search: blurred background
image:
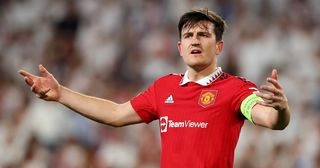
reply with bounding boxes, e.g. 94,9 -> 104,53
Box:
0,0 -> 320,167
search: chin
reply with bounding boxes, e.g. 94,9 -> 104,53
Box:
187,63 -> 208,71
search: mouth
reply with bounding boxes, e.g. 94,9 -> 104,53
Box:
190,49 -> 202,55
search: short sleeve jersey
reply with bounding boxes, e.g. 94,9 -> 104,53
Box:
130,68 -> 259,168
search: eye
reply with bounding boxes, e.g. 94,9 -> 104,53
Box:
199,33 -> 210,37
183,33 -> 192,39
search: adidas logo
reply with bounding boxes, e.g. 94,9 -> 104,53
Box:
165,95 -> 174,104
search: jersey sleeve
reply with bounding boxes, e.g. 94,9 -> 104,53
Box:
231,79 -> 259,115
130,83 -> 158,124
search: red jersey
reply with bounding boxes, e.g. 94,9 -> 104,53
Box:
130,68 -> 258,168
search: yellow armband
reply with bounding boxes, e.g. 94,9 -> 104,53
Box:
240,93 -> 263,123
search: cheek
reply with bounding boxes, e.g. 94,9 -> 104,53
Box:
180,44 -> 189,55
205,43 -> 217,53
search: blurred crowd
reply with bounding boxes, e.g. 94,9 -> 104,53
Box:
0,0 -> 320,167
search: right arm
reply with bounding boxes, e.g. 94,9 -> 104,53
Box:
18,65 -> 143,127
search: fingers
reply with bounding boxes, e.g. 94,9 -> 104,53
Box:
259,77 -> 284,103
256,69 -> 289,111
256,99 -> 287,112
24,77 -> 34,86
271,69 -> 278,80
260,85 -> 283,96
19,64 -> 50,78
38,64 -> 50,77
255,92 -> 283,102
38,88 -> 51,97
263,69 -> 282,91
18,70 -> 36,80
255,92 -> 284,110
267,78 -> 283,89
31,83 -> 51,96
31,84 -> 37,93
19,70 -> 36,87
34,88 -> 51,100
19,65 -> 54,100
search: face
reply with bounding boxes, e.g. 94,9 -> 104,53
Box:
177,21 -> 224,72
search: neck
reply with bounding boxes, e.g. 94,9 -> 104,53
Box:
187,64 -> 217,81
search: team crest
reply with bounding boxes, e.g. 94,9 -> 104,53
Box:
198,90 -> 218,108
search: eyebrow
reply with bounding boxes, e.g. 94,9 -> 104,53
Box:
182,31 -> 212,37
198,32 -> 211,36
183,32 -> 193,36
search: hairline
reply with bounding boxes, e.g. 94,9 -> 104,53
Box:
180,21 -> 215,37
178,9 -> 226,41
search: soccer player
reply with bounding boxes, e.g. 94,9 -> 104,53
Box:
19,8 -> 290,168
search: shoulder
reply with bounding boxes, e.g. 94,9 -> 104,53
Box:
228,73 -> 253,83
234,76 -> 253,84
233,75 -> 258,90
156,73 -> 184,82
154,73 -> 183,85
218,73 -> 256,86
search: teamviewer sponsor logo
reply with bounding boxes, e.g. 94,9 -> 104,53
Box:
160,116 -> 209,133
160,116 -> 168,133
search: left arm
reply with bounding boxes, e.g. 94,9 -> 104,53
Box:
251,69 -> 290,130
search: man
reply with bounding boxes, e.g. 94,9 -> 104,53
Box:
19,8 -> 290,168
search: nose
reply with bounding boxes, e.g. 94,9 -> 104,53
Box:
191,36 -> 200,46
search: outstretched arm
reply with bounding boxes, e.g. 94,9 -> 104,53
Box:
18,64 -> 142,127
251,69 -> 290,130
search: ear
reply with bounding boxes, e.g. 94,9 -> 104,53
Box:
177,41 -> 182,56
215,40 -> 224,55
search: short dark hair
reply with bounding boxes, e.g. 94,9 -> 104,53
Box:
178,8 -> 227,41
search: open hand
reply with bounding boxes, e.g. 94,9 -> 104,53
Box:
255,69 -> 289,112
18,64 -> 60,101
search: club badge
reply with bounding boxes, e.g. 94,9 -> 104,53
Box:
198,90 -> 218,108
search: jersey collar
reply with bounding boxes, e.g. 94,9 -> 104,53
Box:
179,67 -> 223,86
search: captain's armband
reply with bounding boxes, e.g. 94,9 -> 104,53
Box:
240,93 -> 263,123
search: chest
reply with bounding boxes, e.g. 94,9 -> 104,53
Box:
156,84 -> 237,133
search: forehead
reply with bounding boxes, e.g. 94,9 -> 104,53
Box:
181,21 -> 214,33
